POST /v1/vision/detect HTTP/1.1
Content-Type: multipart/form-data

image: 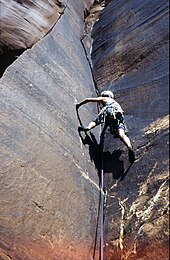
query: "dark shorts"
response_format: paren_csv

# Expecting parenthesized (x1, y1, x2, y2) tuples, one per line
(94, 112, 128, 135)
(117, 123, 126, 131)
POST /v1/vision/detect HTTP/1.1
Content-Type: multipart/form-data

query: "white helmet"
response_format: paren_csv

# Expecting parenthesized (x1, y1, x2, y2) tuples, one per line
(101, 90, 114, 99)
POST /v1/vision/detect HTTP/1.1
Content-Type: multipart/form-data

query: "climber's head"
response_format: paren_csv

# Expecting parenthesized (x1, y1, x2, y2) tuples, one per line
(101, 90, 114, 99)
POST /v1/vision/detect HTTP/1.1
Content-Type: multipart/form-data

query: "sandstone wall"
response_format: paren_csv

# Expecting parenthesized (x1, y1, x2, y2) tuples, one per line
(0, 0, 169, 259)
(0, 1, 101, 259)
(91, 0, 169, 259)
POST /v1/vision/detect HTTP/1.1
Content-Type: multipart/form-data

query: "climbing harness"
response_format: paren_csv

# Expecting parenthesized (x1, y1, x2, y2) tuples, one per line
(97, 102, 127, 140)
(97, 100, 124, 123)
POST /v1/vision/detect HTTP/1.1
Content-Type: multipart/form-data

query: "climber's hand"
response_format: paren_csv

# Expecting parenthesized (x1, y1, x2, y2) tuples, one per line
(76, 103, 80, 110)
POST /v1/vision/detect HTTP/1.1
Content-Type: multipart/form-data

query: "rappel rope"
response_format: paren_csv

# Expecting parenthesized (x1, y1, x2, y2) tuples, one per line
(100, 164, 104, 259)
(100, 123, 105, 260)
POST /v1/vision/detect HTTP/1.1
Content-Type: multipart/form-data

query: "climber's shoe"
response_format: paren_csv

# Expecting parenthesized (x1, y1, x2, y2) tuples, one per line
(78, 126, 90, 132)
(128, 149, 135, 164)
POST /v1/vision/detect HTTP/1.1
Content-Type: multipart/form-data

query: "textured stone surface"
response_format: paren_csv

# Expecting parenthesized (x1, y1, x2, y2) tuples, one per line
(91, 0, 169, 259)
(0, 1, 101, 259)
(0, 0, 169, 259)
(0, 0, 66, 76)
(0, 0, 65, 51)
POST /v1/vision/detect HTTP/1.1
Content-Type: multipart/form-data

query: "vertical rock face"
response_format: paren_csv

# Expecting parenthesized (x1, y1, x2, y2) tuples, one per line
(0, 1, 101, 259)
(0, 0, 169, 259)
(91, 0, 169, 259)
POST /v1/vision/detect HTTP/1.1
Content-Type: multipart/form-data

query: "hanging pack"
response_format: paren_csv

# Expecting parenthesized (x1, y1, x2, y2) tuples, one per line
(103, 101, 124, 122)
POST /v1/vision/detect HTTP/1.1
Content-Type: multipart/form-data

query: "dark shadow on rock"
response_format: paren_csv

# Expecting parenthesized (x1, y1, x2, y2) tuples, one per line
(103, 149, 124, 180)
(78, 130, 102, 175)
(78, 130, 130, 182)
(0, 47, 25, 77)
(104, 149, 133, 183)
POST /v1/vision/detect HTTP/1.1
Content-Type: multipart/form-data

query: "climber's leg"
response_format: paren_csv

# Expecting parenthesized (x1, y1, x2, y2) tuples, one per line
(118, 128, 132, 149)
(117, 128, 135, 163)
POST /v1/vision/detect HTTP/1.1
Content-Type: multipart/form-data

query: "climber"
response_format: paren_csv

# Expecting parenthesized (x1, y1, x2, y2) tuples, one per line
(76, 90, 135, 164)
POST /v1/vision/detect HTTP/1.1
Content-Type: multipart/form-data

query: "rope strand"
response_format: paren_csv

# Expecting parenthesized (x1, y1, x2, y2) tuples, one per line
(100, 124, 105, 260)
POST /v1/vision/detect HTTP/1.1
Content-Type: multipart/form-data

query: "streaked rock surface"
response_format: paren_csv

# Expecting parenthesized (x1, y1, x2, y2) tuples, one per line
(0, 1, 100, 259)
(0, 0, 65, 51)
(91, 0, 169, 259)
(0, 0, 66, 76)
(0, 0, 169, 259)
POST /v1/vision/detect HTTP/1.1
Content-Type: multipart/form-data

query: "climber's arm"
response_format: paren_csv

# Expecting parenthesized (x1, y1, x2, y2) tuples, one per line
(76, 97, 106, 109)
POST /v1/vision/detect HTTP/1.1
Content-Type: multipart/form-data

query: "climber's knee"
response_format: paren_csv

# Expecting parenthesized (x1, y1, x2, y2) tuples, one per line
(87, 121, 97, 129)
(117, 128, 126, 139)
